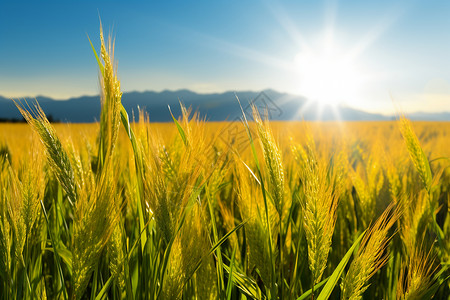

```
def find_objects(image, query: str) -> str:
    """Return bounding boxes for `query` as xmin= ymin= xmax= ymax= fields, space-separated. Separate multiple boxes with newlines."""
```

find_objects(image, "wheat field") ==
xmin=0 ymin=28 xmax=449 ymax=300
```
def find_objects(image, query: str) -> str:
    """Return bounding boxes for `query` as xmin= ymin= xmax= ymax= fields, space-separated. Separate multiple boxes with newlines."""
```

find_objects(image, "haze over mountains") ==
xmin=0 ymin=89 xmax=449 ymax=122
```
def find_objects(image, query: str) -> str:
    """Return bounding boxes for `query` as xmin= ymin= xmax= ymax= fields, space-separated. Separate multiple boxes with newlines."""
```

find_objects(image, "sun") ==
xmin=293 ymin=46 xmax=361 ymax=107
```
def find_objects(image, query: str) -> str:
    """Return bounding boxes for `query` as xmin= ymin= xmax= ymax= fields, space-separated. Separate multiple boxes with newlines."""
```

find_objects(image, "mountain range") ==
xmin=0 ymin=89 xmax=449 ymax=122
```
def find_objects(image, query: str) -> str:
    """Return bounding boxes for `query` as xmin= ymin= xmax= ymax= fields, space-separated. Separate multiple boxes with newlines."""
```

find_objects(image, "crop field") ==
xmin=0 ymin=31 xmax=449 ymax=300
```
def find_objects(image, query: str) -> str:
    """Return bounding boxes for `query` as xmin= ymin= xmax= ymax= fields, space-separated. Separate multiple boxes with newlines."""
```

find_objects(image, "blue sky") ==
xmin=1 ymin=0 xmax=450 ymax=114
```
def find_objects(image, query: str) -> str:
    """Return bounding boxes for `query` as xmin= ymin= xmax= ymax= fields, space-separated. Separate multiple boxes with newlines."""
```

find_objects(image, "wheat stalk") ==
xmin=397 ymin=241 xmax=438 ymax=300
xmin=341 ymin=204 xmax=400 ymax=300
xmin=399 ymin=117 xmax=432 ymax=192
xmin=301 ymin=137 xmax=339 ymax=286
xmin=15 ymin=101 xmax=78 ymax=206
xmin=252 ymin=106 xmax=285 ymax=218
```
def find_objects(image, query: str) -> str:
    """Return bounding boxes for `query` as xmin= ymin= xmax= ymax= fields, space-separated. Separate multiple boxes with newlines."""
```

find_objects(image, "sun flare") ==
xmin=294 ymin=47 xmax=361 ymax=107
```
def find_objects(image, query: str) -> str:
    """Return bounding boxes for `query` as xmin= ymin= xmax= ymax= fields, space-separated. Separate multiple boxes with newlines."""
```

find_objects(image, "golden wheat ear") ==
xmin=71 ymin=24 xmax=124 ymax=299
xmin=97 ymin=26 xmax=123 ymax=170
xmin=14 ymin=100 xmax=78 ymax=206
xmin=72 ymin=162 xmax=120 ymax=299
xmin=397 ymin=240 xmax=439 ymax=300
xmin=252 ymin=106 xmax=285 ymax=218
xmin=340 ymin=204 xmax=400 ymax=300
xmin=299 ymin=133 xmax=339 ymax=290
xmin=398 ymin=116 xmax=446 ymax=251
xmin=399 ymin=117 xmax=432 ymax=192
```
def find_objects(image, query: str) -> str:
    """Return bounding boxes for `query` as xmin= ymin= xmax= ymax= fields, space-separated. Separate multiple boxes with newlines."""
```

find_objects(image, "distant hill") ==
xmin=0 ymin=89 xmax=448 ymax=122
xmin=408 ymin=111 xmax=450 ymax=121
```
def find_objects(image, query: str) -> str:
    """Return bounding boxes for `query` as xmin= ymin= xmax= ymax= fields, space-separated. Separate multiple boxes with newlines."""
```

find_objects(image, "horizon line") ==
xmin=1 ymin=89 xmax=448 ymax=117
